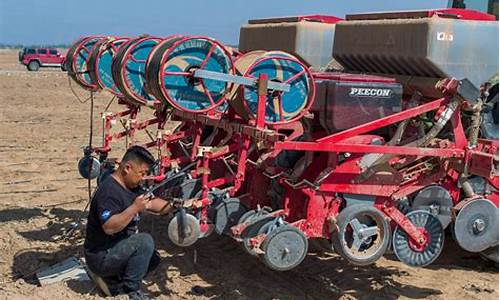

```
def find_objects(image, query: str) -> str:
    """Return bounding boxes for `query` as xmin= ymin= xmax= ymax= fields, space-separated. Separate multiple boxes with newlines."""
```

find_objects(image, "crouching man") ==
xmin=84 ymin=146 xmax=174 ymax=300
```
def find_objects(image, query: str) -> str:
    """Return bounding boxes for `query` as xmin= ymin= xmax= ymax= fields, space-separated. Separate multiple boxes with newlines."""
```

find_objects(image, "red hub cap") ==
xmin=408 ymin=227 xmax=430 ymax=252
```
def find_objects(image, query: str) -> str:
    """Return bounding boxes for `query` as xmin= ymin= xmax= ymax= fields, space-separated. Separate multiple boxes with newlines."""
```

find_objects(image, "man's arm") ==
xmin=147 ymin=197 xmax=174 ymax=215
xmin=102 ymin=195 xmax=149 ymax=235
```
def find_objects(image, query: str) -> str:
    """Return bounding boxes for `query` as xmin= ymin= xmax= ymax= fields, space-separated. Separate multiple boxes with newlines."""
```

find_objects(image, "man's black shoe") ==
xmin=128 ymin=290 xmax=152 ymax=300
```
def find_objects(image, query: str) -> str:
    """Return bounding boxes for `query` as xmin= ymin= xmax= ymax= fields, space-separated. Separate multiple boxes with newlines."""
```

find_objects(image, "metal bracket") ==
xmin=102 ymin=112 xmax=113 ymax=119
xmin=193 ymin=69 xmax=290 ymax=92
xmin=263 ymin=171 xmax=287 ymax=180
xmin=222 ymin=155 xmax=236 ymax=176
xmin=284 ymin=178 xmax=319 ymax=190
xmin=197 ymin=167 xmax=211 ymax=175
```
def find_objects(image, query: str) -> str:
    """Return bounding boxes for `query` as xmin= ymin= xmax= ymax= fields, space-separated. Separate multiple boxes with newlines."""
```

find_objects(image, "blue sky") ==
xmin=0 ymin=0 xmax=456 ymax=45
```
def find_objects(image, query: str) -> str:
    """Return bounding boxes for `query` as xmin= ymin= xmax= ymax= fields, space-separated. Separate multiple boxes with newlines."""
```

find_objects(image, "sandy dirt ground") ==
xmin=0 ymin=49 xmax=498 ymax=300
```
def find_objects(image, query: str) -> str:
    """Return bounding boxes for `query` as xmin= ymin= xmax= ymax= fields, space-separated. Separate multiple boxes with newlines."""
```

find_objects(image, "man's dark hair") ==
xmin=121 ymin=146 xmax=155 ymax=166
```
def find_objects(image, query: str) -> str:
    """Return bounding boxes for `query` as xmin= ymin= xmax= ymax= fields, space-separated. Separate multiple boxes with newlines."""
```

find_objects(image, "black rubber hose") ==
xmin=144 ymin=36 xmax=183 ymax=105
xmin=111 ymin=36 xmax=143 ymax=101
xmin=87 ymin=38 xmax=109 ymax=89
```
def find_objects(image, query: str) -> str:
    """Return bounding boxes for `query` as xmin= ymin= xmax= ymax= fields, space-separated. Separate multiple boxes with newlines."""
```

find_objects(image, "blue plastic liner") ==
xmin=161 ymin=37 xmax=233 ymax=112
xmin=238 ymin=51 xmax=312 ymax=124
xmin=95 ymin=38 xmax=129 ymax=95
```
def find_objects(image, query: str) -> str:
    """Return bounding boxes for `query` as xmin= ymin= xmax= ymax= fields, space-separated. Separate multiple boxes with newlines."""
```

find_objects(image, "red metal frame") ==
xmin=181 ymin=77 xmax=497 ymax=253
xmin=93 ymin=102 xmax=139 ymax=154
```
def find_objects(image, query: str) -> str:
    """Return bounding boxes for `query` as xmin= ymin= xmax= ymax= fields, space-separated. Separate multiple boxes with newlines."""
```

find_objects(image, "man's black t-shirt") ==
xmin=84 ymin=175 xmax=142 ymax=252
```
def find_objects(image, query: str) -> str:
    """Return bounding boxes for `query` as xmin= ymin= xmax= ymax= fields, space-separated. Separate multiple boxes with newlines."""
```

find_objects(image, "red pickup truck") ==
xmin=18 ymin=47 xmax=66 ymax=71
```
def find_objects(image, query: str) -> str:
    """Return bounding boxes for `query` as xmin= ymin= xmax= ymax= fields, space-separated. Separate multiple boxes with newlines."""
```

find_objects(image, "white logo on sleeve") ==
xmin=100 ymin=209 xmax=112 ymax=221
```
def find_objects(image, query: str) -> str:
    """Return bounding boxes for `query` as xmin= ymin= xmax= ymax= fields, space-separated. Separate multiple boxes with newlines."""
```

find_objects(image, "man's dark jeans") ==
xmin=85 ymin=233 xmax=160 ymax=292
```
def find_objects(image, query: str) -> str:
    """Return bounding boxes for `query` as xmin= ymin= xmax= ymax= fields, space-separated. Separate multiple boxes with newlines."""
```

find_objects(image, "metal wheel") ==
xmin=214 ymin=198 xmax=247 ymax=235
xmin=77 ymin=155 xmax=100 ymax=179
xmin=167 ymin=210 xmax=200 ymax=247
xmin=393 ymin=210 xmax=444 ymax=267
xmin=332 ymin=205 xmax=391 ymax=266
xmin=171 ymin=178 xmax=201 ymax=199
xmin=411 ymin=185 xmax=453 ymax=229
xmin=453 ymin=199 xmax=498 ymax=253
xmin=261 ymin=225 xmax=308 ymax=271
xmin=152 ymin=170 xmax=188 ymax=199
xmin=238 ymin=207 xmax=272 ymax=225
xmin=238 ymin=209 xmax=258 ymax=225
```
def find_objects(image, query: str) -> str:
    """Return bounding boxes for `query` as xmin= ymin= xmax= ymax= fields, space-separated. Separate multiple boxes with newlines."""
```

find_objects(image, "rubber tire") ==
xmin=27 ymin=60 xmax=40 ymax=71
xmin=332 ymin=205 xmax=391 ymax=266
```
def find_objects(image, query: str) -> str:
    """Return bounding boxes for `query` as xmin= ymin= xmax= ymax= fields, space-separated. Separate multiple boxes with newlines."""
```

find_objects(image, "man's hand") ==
xmin=132 ymin=194 xmax=151 ymax=213
xmin=102 ymin=196 xmax=148 ymax=235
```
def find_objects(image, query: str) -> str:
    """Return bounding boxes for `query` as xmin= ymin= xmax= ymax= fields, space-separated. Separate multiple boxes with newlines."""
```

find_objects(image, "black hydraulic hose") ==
xmin=359 ymin=99 xmax=460 ymax=179
xmin=87 ymin=38 xmax=109 ymax=89
xmin=61 ymin=91 xmax=98 ymax=239
xmin=144 ymin=36 xmax=183 ymax=104
xmin=87 ymin=91 xmax=94 ymax=201
xmin=66 ymin=36 xmax=103 ymax=90
xmin=65 ymin=37 xmax=87 ymax=82
xmin=111 ymin=37 xmax=143 ymax=101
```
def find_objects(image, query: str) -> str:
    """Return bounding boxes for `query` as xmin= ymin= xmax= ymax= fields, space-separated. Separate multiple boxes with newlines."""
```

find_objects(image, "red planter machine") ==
xmin=66 ymin=8 xmax=499 ymax=271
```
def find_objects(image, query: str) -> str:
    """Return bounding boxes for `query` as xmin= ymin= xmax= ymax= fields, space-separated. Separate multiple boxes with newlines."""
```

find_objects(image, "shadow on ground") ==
xmin=140 ymin=214 xmax=445 ymax=300
xmin=7 ymin=208 xmax=497 ymax=300
xmin=6 ymin=205 xmax=101 ymax=296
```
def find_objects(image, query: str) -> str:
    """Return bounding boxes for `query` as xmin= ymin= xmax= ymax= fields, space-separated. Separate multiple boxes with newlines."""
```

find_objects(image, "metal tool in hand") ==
xmin=142 ymin=162 xmax=196 ymax=200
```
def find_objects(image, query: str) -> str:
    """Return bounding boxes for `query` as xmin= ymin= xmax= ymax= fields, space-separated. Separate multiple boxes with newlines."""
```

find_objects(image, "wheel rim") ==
xmin=167 ymin=212 xmax=200 ymax=247
xmin=262 ymin=225 xmax=308 ymax=271
xmin=393 ymin=210 xmax=444 ymax=267
xmin=333 ymin=205 xmax=390 ymax=265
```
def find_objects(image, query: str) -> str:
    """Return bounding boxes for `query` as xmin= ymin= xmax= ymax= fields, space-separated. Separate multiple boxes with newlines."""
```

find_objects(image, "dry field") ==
xmin=0 ymin=49 xmax=498 ymax=300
